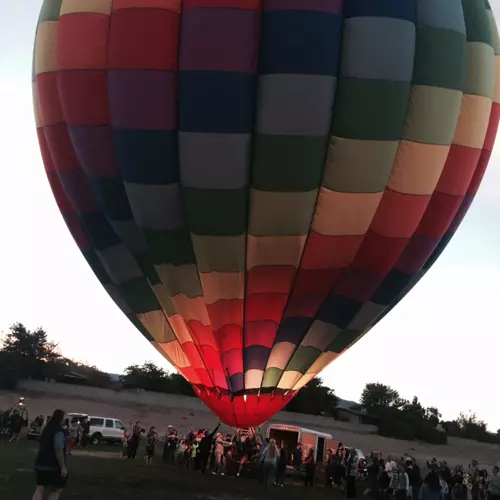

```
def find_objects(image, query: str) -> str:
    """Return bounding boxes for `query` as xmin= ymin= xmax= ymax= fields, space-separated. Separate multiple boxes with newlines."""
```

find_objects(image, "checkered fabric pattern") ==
xmin=33 ymin=0 xmax=500 ymax=428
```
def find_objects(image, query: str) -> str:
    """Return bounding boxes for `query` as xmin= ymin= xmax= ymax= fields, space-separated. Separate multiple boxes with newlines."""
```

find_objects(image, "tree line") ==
xmin=1 ymin=323 xmax=497 ymax=446
xmin=360 ymin=382 xmax=499 ymax=445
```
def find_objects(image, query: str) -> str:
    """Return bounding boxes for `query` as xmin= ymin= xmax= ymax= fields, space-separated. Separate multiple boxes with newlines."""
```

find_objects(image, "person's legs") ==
xmin=305 ymin=472 xmax=310 ymax=487
xmin=277 ymin=470 xmax=285 ymax=486
xmin=214 ymin=453 xmax=222 ymax=474
xmin=346 ymin=475 xmax=354 ymax=497
xmin=270 ymin=465 xmax=276 ymax=487
xmin=47 ymin=489 xmax=63 ymax=500
xmin=263 ymin=463 xmax=271 ymax=487
xmin=396 ymin=490 xmax=407 ymax=500
xmin=201 ymin=455 xmax=208 ymax=474
xmin=32 ymin=486 xmax=44 ymax=500
xmin=274 ymin=470 xmax=280 ymax=486
xmin=130 ymin=437 xmax=139 ymax=459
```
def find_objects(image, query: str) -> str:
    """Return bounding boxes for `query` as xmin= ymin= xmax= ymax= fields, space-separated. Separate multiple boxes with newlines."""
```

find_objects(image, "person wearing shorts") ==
xmin=33 ymin=409 xmax=68 ymax=500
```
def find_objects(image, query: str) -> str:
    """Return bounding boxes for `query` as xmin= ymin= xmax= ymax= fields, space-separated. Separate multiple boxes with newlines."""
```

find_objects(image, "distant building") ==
xmin=336 ymin=401 xmax=377 ymax=425
xmin=55 ymin=371 xmax=88 ymax=385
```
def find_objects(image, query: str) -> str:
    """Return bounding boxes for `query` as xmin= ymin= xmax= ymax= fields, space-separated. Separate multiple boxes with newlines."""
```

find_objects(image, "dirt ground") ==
xmin=1 ymin=390 xmax=498 ymax=467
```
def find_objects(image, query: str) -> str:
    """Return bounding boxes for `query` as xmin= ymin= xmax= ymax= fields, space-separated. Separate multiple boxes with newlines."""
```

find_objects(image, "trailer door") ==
xmin=301 ymin=432 xmax=317 ymax=461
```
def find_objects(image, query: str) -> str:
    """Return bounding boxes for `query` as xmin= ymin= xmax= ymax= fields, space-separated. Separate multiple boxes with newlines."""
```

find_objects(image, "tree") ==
xmin=121 ymin=362 xmax=195 ymax=396
xmin=425 ymin=407 xmax=442 ymax=427
xmin=401 ymin=396 xmax=426 ymax=420
xmin=166 ymin=373 xmax=195 ymax=397
xmin=392 ymin=397 xmax=410 ymax=411
xmin=361 ymin=383 xmax=399 ymax=410
xmin=2 ymin=323 xmax=61 ymax=363
xmin=285 ymin=378 xmax=338 ymax=416
xmin=0 ymin=323 xmax=62 ymax=380
xmin=0 ymin=323 xmax=112 ymax=388
xmin=121 ymin=362 xmax=169 ymax=392
xmin=452 ymin=411 xmax=495 ymax=442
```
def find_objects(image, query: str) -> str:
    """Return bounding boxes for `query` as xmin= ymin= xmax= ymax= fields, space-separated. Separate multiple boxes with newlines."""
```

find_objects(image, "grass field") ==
xmin=0 ymin=440 xmax=345 ymax=500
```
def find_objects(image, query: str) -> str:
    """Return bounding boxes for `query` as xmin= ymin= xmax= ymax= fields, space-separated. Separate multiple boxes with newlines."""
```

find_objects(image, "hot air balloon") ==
xmin=32 ymin=0 xmax=499 ymax=428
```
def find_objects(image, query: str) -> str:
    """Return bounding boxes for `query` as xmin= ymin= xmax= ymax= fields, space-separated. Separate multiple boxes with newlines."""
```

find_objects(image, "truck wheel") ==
xmin=91 ymin=433 xmax=102 ymax=445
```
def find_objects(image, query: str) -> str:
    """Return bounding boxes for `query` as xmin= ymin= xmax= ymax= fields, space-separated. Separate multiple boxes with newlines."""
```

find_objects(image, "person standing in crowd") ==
xmin=293 ymin=443 xmax=303 ymax=476
xmin=470 ymin=461 xmax=481 ymax=500
xmin=387 ymin=455 xmax=398 ymax=476
xmin=261 ymin=438 xmax=278 ymax=488
xmin=440 ymin=472 xmax=450 ymax=500
xmin=127 ymin=421 xmax=142 ymax=459
xmin=32 ymin=409 xmax=68 ymax=500
xmin=236 ymin=431 xmax=253 ymax=477
xmin=198 ymin=423 xmax=220 ymax=474
xmin=334 ymin=445 xmax=344 ymax=487
xmin=190 ymin=437 xmax=199 ymax=469
xmin=346 ymin=448 xmax=359 ymax=498
xmin=175 ymin=438 xmax=187 ymax=466
xmin=275 ymin=447 xmax=287 ymax=487
xmin=66 ymin=419 xmax=79 ymax=455
xmin=452 ymin=481 xmax=468 ymax=500
xmin=123 ymin=420 xmax=133 ymax=458
xmin=79 ymin=417 xmax=90 ymax=448
xmin=144 ymin=426 xmax=158 ymax=466
xmin=9 ymin=409 xmax=23 ymax=442
xmin=120 ymin=423 xmax=129 ymax=459
xmin=394 ymin=463 xmax=411 ymax=500
xmin=488 ymin=466 xmax=500 ymax=500
xmin=213 ymin=432 xmax=229 ymax=475
xmin=163 ymin=425 xmax=177 ymax=463
xmin=428 ymin=458 xmax=440 ymax=474
xmin=406 ymin=457 xmax=422 ymax=500
xmin=304 ymin=448 xmax=316 ymax=487
xmin=257 ymin=438 xmax=269 ymax=484
xmin=325 ymin=448 xmax=335 ymax=488
xmin=379 ymin=457 xmax=391 ymax=498
xmin=419 ymin=472 xmax=445 ymax=500
xmin=367 ymin=452 xmax=381 ymax=497
xmin=442 ymin=462 xmax=452 ymax=491
xmin=194 ymin=430 xmax=205 ymax=470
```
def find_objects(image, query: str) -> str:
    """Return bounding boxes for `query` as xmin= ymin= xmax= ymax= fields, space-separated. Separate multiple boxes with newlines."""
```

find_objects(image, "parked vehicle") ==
xmin=27 ymin=415 xmax=50 ymax=440
xmin=67 ymin=413 xmax=125 ymax=445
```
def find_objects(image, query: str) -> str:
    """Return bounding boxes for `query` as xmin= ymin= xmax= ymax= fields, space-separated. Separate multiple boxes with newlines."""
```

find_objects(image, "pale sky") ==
xmin=1 ymin=1 xmax=499 ymax=431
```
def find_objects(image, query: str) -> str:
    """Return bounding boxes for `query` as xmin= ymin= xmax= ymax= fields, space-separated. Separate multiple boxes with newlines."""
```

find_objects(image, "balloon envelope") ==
xmin=33 ymin=0 xmax=499 ymax=428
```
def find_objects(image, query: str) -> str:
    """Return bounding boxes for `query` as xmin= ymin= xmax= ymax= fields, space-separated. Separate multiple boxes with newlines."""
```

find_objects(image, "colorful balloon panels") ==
xmin=33 ymin=0 xmax=499 ymax=428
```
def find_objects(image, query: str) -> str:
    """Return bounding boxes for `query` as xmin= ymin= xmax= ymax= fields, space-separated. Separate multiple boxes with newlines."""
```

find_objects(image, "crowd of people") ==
xmin=12 ymin=408 xmax=500 ymax=500
xmin=125 ymin=423 xmax=500 ymax=500
xmin=358 ymin=453 xmax=500 ymax=500
xmin=157 ymin=423 xmax=318 ymax=487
